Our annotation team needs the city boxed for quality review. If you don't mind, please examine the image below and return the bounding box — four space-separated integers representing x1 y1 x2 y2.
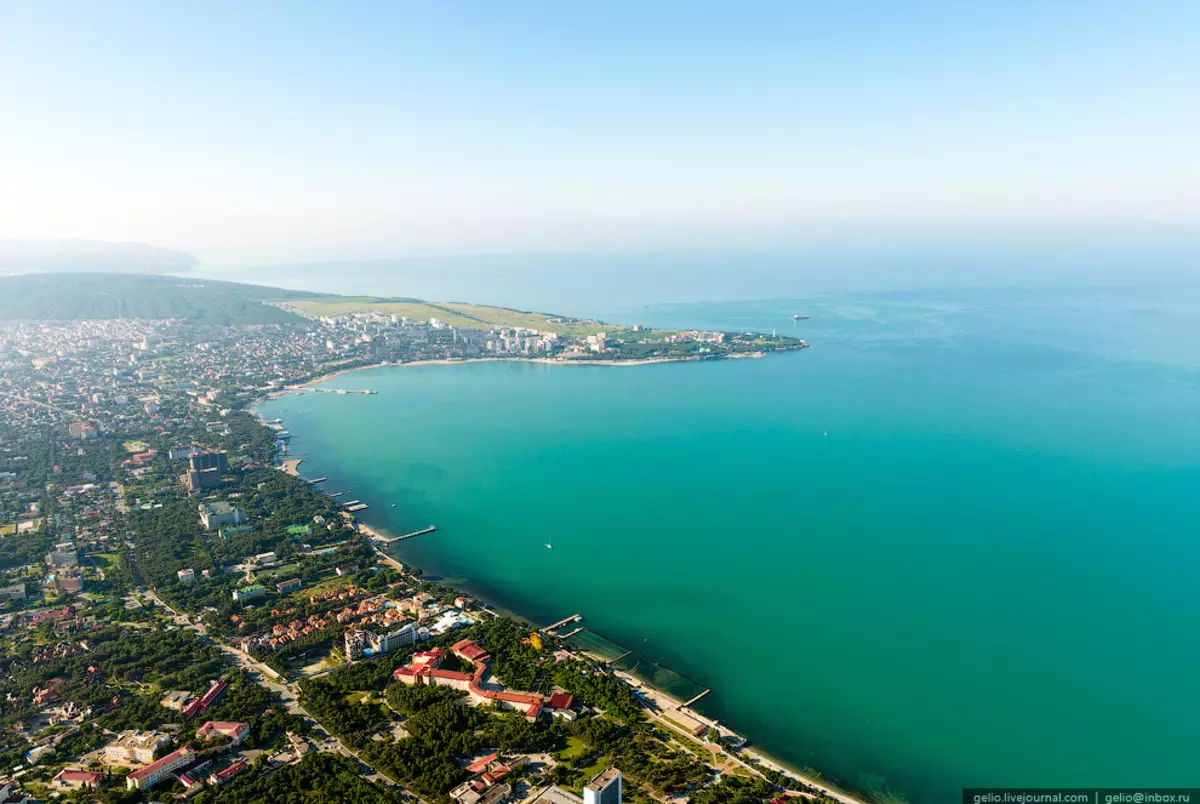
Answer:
0 300 834 804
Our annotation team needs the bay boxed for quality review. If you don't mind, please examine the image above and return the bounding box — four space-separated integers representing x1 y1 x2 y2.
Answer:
257 286 1200 803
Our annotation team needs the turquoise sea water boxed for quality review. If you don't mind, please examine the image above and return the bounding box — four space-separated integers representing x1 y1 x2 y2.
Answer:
258 287 1200 803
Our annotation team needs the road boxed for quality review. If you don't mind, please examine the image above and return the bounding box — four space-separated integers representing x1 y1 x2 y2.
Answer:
641 705 868 804
144 587 406 794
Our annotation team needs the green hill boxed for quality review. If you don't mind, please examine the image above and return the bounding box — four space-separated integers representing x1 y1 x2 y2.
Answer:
0 273 316 325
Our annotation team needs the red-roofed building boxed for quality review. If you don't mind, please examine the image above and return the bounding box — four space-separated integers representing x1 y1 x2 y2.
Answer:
183 678 228 717
452 639 490 663
196 721 250 746
126 746 196 790
52 769 101 790
209 760 249 785
482 765 512 785
465 753 499 775
547 693 574 711
395 640 545 720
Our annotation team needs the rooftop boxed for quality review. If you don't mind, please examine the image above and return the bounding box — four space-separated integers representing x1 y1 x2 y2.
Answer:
534 787 584 804
128 746 195 782
586 768 622 791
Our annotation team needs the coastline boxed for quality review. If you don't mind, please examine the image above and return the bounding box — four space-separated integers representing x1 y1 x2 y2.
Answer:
353 498 869 803
252 350 870 804
266 351 781 398
289 474 872 804
364 507 868 803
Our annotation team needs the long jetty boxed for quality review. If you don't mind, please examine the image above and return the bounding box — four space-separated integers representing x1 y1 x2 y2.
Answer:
372 526 437 544
309 388 377 395
680 689 711 708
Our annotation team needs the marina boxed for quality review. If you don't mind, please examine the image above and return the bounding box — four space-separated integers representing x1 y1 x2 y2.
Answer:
541 613 583 633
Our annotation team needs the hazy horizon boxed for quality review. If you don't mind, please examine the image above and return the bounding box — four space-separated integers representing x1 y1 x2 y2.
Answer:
2 1 1198 267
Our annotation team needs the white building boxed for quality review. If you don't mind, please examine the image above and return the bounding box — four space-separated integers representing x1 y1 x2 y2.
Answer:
126 746 195 790
583 769 621 804
344 622 419 660
105 730 170 764
232 584 266 602
198 502 246 530
47 543 78 568
177 568 195 583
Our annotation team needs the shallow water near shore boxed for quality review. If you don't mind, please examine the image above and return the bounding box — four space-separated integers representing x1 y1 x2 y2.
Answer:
258 287 1200 803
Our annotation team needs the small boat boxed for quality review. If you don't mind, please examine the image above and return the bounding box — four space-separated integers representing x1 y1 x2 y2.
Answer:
391 503 396 507
545 543 553 549
793 314 810 320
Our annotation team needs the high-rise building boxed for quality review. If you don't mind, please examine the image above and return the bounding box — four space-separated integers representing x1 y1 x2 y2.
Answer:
181 467 221 493
189 451 229 473
584 769 621 804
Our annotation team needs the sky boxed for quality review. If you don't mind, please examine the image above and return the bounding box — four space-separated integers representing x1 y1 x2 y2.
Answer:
1 1 1198 266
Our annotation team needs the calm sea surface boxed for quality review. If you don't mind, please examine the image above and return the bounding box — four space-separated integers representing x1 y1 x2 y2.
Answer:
257 287 1200 803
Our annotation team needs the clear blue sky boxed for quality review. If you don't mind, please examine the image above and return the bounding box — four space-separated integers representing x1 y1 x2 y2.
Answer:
1 1 1197 263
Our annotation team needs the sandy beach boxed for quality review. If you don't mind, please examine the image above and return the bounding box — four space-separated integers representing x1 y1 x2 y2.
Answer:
278 352 775 394
609 669 867 804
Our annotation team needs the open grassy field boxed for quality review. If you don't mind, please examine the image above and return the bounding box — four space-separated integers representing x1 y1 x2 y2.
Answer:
285 296 654 339
256 561 302 580
287 297 474 323
296 572 353 599
559 735 589 760
2 518 45 535
94 552 121 569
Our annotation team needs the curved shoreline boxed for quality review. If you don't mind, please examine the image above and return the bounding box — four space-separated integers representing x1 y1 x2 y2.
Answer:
353 513 869 804
253 351 873 804
271 352 775 395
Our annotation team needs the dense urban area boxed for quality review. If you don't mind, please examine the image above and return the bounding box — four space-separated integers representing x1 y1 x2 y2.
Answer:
0 277 834 804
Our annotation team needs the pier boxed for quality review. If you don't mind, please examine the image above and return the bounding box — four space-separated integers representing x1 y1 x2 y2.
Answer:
609 650 633 664
679 689 711 708
541 613 583 633
372 526 437 544
345 503 369 512
309 388 377 395
559 627 584 639
305 477 327 484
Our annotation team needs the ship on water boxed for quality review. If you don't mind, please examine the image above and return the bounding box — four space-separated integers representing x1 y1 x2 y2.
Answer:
793 313 810 320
